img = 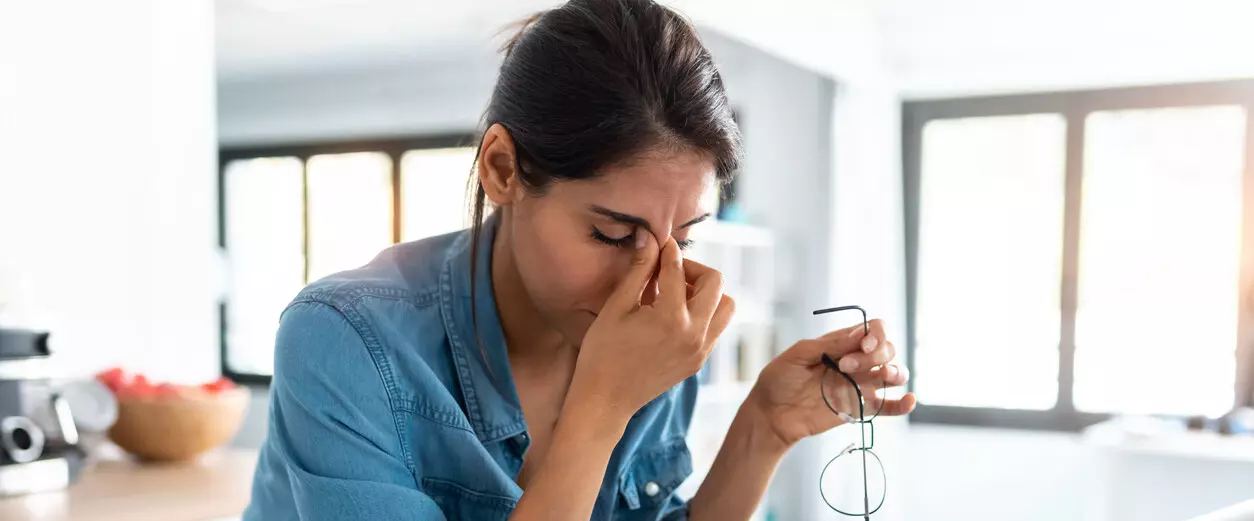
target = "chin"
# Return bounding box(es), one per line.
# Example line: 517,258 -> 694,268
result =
563,311 -> 598,348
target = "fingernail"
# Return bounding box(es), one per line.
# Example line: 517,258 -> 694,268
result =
886,365 -> 899,379
861,335 -> 878,353
839,357 -> 859,372
635,232 -> 647,249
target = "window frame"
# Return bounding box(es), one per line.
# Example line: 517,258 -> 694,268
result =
218,134 -> 476,385
903,80 -> 1254,431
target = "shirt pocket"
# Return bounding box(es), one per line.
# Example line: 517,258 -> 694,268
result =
617,437 -> 694,515
422,477 -> 517,521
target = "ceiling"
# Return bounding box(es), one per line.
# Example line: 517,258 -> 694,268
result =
215,0 -> 878,82
217,0 -> 1254,95
215,0 -> 552,79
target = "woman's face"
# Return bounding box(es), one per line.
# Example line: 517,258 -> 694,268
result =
505,149 -> 717,346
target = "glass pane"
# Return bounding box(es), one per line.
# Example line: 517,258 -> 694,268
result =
400,147 -> 476,241
307,152 -> 393,282
1075,106 -> 1245,416
916,114 -> 1067,410
224,157 -> 304,376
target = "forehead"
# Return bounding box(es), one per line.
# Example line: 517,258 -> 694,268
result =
560,150 -> 717,209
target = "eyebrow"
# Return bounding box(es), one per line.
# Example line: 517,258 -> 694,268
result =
588,205 -> 711,233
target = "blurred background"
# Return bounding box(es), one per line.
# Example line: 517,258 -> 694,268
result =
1,1 -> 1253,520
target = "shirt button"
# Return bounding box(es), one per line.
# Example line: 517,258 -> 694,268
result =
643,481 -> 660,497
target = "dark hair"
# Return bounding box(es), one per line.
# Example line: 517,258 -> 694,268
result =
468,0 -> 743,344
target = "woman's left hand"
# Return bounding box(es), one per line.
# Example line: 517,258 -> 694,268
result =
744,319 -> 916,449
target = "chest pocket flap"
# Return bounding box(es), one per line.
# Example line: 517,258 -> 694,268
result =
422,477 -> 517,521
618,437 -> 694,511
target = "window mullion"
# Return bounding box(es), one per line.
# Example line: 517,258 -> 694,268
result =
1237,101 -> 1254,408
391,148 -> 403,244
1057,107 -> 1086,414
300,155 -> 310,285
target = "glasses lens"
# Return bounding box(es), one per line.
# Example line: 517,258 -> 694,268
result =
821,361 -> 888,422
820,444 -> 886,516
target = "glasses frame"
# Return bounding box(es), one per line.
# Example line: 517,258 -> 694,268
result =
814,305 -> 887,520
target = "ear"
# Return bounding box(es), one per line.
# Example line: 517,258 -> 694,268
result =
478,123 -> 526,206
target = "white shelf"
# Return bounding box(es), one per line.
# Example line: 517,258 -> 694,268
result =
1086,430 -> 1254,464
689,221 -> 774,248
681,219 -> 773,521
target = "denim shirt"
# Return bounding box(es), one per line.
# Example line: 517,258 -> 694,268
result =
243,216 -> 698,521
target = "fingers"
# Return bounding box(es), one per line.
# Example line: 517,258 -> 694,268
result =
681,257 -> 715,285
705,294 -> 735,343
855,363 -> 909,387
819,318 -> 885,347
787,336 -> 865,364
789,319 -> 884,363
832,365 -> 908,402
806,319 -> 889,368
860,319 -> 887,352
655,236 -> 686,310
868,393 -> 916,417
603,232 -> 660,314
837,340 -> 896,374
683,257 -> 724,323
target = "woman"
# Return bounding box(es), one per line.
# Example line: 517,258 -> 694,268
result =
244,0 -> 914,519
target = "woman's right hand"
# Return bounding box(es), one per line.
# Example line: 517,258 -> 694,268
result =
570,232 -> 736,423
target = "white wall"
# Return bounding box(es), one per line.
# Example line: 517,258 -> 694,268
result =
704,33 -> 843,521
827,78 -> 911,521
906,426 -> 1097,521
877,0 -> 1254,98
0,0 -> 220,383
218,54 -> 500,146
907,425 -> 1254,521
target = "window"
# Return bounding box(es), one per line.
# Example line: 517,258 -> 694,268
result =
400,147 -> 477,241
913,114 -> 1067,411
904,82 -> 1254,430
222,157 -> 305,377
219,136 -> 475,382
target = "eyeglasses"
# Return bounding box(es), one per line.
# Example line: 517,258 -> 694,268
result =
814,305 -> 886,520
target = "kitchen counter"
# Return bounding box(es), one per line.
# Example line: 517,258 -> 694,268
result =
0,448 -> 257,521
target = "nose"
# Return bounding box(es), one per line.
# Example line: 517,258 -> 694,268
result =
638,229 -> 674,306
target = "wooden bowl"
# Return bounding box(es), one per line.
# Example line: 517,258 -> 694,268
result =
108,388 -> 249,462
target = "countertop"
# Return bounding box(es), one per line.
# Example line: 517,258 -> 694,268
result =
0,448 -> 257,521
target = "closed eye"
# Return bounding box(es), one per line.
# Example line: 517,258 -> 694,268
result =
590,227 -> 634,248
591,228 -> 695,250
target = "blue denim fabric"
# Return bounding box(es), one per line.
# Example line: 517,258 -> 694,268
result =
243,216 -> 697,521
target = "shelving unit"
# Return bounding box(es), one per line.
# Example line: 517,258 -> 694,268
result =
680,220 -> 775,521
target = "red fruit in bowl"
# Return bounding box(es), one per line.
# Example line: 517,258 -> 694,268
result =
203,377 -> 236,394
96,367 -> 129,393
127,374 -> 157,397
108,383 -> 249,461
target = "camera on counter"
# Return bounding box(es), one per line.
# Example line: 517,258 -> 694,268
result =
0,328 -> 85,496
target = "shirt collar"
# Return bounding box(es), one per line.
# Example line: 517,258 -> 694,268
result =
439,213 -> 528,444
